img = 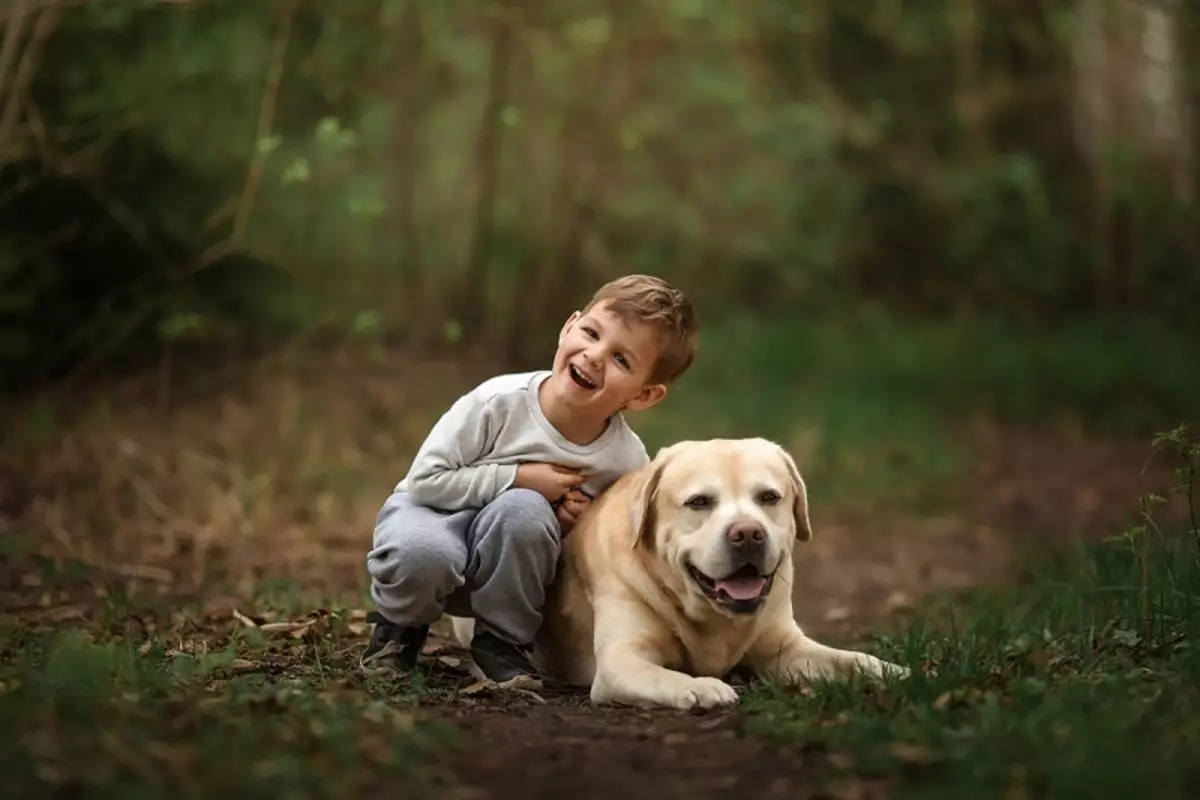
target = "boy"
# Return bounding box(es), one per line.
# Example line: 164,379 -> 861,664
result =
361,274 -> 699,688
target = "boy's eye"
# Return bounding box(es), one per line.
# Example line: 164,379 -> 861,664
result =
583,327 -> 599,339
615,354 -> 629,368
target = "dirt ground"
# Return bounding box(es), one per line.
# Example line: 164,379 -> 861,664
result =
425,693 -> 858,800
1,354 -> 1187,800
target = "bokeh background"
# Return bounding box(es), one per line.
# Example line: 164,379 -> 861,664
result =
1,0 -> 1197,627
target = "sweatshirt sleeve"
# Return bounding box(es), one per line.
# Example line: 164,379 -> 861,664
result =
403,391 -> 519,510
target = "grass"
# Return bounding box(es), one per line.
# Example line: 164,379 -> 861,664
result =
741,425 -> 1200,798
634,309 -> 1196,512
0,569 -> 458,800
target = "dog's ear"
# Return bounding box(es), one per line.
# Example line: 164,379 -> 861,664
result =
627,457 -> 668,550
776,445 -> 813,542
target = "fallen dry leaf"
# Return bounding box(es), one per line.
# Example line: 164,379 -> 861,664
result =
258,621 -> 312,635
232,609 -> 259,628
887,741 -> 935,765
457,679 -> 546,704
459,680 -> 493,696
827,751 -> 855,770
39,606 -> 90,623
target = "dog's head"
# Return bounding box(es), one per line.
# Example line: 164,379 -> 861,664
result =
627,437 -> 812,617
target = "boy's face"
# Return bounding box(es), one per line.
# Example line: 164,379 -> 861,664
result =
548,302 -> 669,418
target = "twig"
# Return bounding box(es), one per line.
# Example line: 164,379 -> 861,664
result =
80,179 -> 174,264
233,0 -> 296,246
0,0 -> 213,22
1182,444 -> 1198,551
0,1 -> 57,165
0,0 -> 29,104
26,99 -> 137,176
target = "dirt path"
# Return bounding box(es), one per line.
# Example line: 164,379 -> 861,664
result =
427,699 -> 836,800
2,356 -> 1184,800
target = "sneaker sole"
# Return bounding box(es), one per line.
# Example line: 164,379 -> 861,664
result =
359,641 -> 414,676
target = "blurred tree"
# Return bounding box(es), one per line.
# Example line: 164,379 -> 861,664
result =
0,0 -> 1196,392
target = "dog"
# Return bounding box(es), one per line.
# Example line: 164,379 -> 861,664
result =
451,437 -> 909,709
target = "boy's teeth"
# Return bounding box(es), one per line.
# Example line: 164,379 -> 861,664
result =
570,365 -> 595,387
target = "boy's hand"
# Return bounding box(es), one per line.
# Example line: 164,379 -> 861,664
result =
514,462 -> 585,504
555,489 -> 592,535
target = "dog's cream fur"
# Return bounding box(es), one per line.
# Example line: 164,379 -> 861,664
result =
451,437 -> 908,709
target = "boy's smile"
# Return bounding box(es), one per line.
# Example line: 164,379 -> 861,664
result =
540,302 -> 668,443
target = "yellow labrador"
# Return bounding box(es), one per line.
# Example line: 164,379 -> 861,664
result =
453,437 -> 908,709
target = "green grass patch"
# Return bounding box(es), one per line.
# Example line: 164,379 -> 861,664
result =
635,309 -> 1197,510
740,426 -> 1200,797
0,588 -> 452,800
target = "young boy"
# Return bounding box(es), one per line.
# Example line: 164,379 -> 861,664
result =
361,274 -> 699,688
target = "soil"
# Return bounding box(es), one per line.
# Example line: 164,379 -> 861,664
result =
426,701 -> 856,800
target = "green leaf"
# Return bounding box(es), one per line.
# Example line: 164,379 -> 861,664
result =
257,134 -> 282,156
281,157 -> 311,186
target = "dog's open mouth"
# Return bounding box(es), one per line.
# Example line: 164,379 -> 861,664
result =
687,562 -> 775,612
568,364 -> 598,390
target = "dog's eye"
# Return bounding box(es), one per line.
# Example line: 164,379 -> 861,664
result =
756,489 -> 782,506
683,493 -> 713,510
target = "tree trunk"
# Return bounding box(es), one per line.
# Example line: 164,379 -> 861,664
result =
383,0 -> 431,340
1072,0 -> 1194,310
459,8 -> 514,340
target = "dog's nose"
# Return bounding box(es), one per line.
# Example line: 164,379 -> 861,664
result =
725,521 -> 766,545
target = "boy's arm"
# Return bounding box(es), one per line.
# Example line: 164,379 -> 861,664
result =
403,392 -> 517,511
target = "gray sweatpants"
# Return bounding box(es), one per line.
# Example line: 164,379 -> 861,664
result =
365,488 -> 561,646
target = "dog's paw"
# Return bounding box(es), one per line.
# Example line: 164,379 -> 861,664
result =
668,676 -> 739,710
859,654 -> 910,681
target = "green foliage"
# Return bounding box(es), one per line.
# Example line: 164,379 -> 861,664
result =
1,1 -> 1198,401
633,312 -> 1198,512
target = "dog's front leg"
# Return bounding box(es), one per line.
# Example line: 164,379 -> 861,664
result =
745,623 -> 909,686
588,595 -> 738,711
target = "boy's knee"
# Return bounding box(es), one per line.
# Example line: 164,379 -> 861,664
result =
474,488 -> 560,560
481,489 -> 558,534
490,487 -> 556,518
367,532 -> 460,587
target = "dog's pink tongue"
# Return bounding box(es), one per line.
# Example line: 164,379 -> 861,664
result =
716,575 -> 766,600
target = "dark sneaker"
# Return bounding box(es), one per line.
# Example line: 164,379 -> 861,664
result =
470,628 -> 542,689
359,611 -> 430,675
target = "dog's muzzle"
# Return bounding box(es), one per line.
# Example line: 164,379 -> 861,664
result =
686,521 -> 777,614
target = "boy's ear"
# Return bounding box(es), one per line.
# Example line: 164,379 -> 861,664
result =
558,311 -> 582,343
624,383 -> 668,412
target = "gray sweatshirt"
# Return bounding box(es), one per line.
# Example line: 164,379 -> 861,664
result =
396,371 -> 650,511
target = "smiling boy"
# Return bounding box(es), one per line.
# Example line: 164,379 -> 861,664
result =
362,275 -> 699,689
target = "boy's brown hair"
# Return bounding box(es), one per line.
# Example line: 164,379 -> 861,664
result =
584,274 -> 699,385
